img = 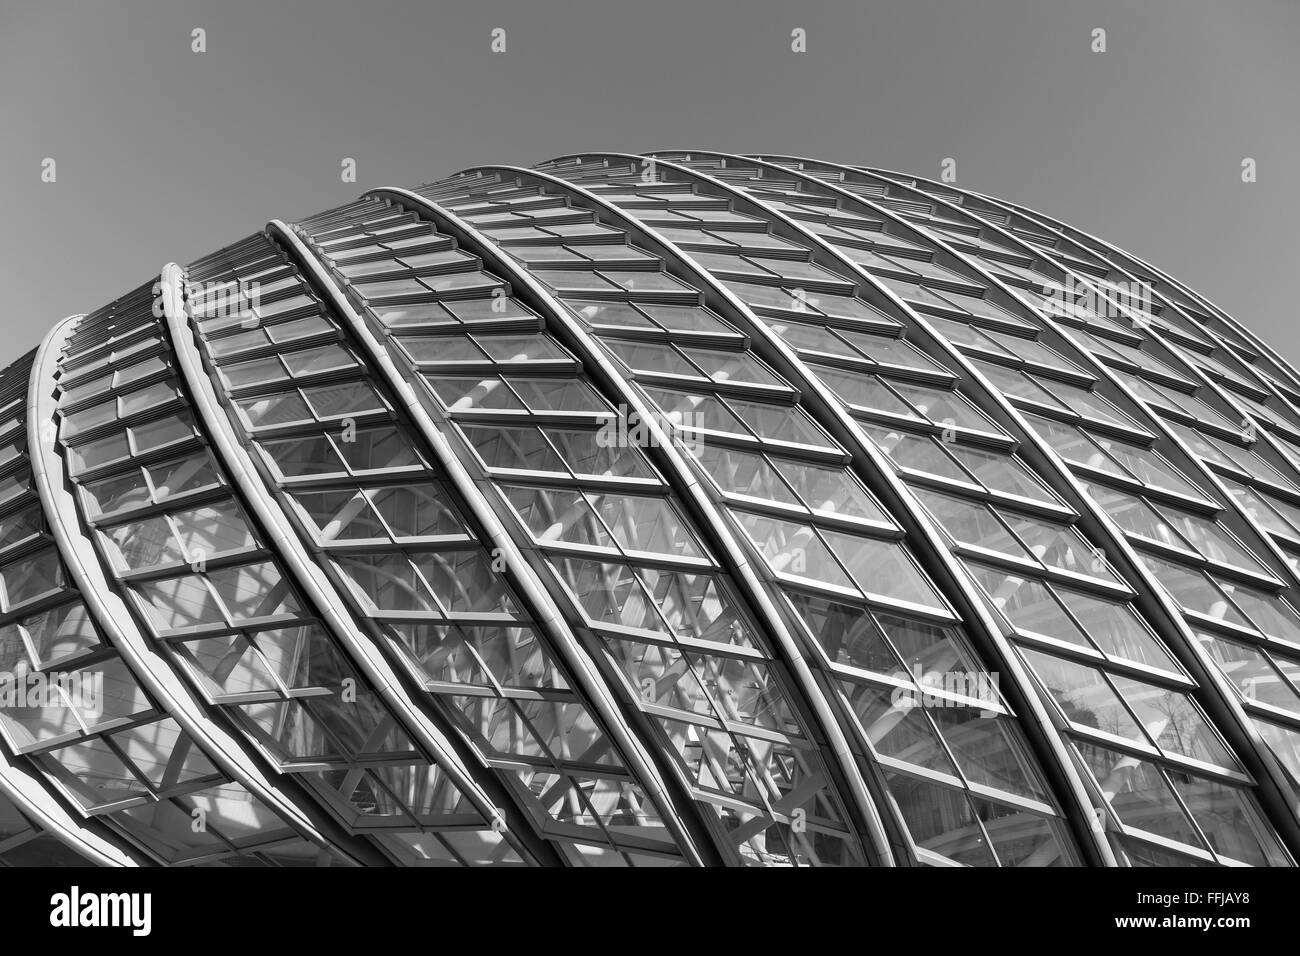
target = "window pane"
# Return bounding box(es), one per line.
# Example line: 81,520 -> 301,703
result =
841,680 -> 959,775
1110,675 -> 1237,770
1076,742 -> 1204,849
463,424 -> 566,474
1021,648 -> 1145,743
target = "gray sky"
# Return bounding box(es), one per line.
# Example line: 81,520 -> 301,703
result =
2,0 -> 1297,365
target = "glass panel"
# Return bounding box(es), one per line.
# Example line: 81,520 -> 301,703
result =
916,489 -> 1028,560
971,796 -> 1071,866
130,414 -> 193,453
370,485 -> 463,538
209,562 -> 301,621
554,558 -> 658,632
863,425 -> 970,483
692,444 -> 800,508
1021,648 -> 1146,743
0,549 -> 65,609
83,470 -> 150,515
1110,675 -> 1237,770
463,424 -> 566,474
237,392 -> 312,429
640,568 -> 758,647
815,367 -> 917,419
505,485 -> 614,549
429,376 -> 524,412
337,425 -> 422,472
893,384 -> 1000,434
413,552 -> 517,615
728,397 -> 837,449
972,566 -> 1091,650
150,453 -> 222,501
399,336 -> 489,365
304,382 -> 384,419
1055,586 -> 1177,671
261,434 -> 343,477
821,529 -> 945,609
948,446 -> 1057,505
841,680 -> 959,775
181,634 -> 279,697
1093,435 -> 1207,500
1076,742 -> 1204,849
547,427 -> 654,479
880,614 -> 981,677
172,503 -> 255,558
337,554 -> 438,614
102,515 -> 186,571
586,492 -> 705,559
511,378 -> 608,414
786,593 -> 900,673
20,602 -> 100,667
1198,631 -> 1300,712
294,489 -> 388,541
1004,512 -> 1118,583
136,574 -> 223,630
885,772 -> 996,866
930,707 -> 1049,802
1168,771 -> 1289,866
735,512 -> 854,591
772,458 -> 887,523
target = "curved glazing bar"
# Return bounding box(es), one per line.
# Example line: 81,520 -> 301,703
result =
738,154 -> 1300,861
530,152 -> 1106,866
9,147 -> 1299,867
847,165 -> 1300,832
409,160 -> 1085,866
0,340 -> 139,867
524,150 -> 1292,866
949,180 -> 1300,398
288,190 -> 885,868
623,149 -> 1135,866
50,286 -> 478,866
263,216 -> 704,866
160,261 -> 547,866
357,185 -> 895,867
29,302 -> 367,866
831,162 -> 1300,814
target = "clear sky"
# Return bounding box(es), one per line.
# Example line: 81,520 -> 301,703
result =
2,0 -> 1297,365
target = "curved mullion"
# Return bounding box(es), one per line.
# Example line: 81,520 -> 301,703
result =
748,157 -> 1300,588
445,157 -> 1099,866
0,340 -> 144,867
930,180 -> 1300,585
159,262 -> 555,867
30,309 -> 378,867
866,167 -> 1300,480
891,172 -> 1300,540
363,183 -> 894,867
753,154 -> 1300,858
953,182 -> 1300,399
0,764 -> 132,865
266,218 -> 709,867
538,150 -> 1113,867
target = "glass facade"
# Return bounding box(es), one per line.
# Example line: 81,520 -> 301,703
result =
6,152 -> 1300,866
